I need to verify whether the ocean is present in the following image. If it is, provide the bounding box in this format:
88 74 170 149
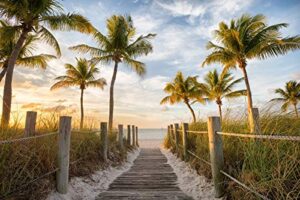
138 129 167 140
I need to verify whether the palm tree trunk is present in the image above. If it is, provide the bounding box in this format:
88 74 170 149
294 103 299 118
0 60 8 83
1 28 30 127
240 64 258 133
240 65 253 111
218 104 222 122
80 88 84 130
185 101 196 123
108 61 119 131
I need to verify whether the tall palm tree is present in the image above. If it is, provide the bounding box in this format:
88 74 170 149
202 14 300 131
0 21 56 82
51 58 106 129
270 81 300 118
70 15 155 130
160 72 204 123
0 0 95 127
200 69 246 121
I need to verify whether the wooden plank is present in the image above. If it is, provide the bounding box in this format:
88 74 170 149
96 148 193 200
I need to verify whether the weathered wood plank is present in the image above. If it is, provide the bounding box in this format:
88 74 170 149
96 148 193 200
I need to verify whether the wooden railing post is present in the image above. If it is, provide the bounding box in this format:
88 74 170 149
101 122 108 162
56 116 72 194
135 126 139 147
182 123 188 161
249 107 261 134
132 125 136 147
127 125 131 145
24 111 37 137
207 116 224 198
170 124 174 147
118 124 124 151
174 123 179 153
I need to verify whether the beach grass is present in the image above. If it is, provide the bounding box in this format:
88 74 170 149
0 112 131 199
164 109 300 200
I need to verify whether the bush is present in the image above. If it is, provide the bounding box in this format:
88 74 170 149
164 111 300 200
0 114 132 199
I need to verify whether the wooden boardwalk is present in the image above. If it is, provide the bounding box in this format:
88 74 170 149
97 148 193 200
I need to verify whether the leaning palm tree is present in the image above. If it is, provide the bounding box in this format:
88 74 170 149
202 14 300 132
51 58 106 129
200 69 246 120
70 15 155 130
0 21 56 82
270 81 300 118
0 0 95 126
160 72 204 123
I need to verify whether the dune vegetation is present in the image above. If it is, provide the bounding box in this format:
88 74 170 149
163 14 300 200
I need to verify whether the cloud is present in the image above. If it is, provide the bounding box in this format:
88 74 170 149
156 0 206 18
21 103 42 109
40 105 77 114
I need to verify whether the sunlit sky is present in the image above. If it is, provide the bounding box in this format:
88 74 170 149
1 0 300 128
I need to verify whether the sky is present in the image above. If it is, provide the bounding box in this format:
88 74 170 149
1 0 300 128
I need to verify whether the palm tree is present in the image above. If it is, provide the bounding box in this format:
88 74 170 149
70 15 155 130
0 21 55 82
270 81 300 118
200 69 246 121
51 58 106 129
160 72 203 123
202 14 300 131
0 0 95 127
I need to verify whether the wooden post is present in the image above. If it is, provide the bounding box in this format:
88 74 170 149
118 124 124 151
170 124 174 146
249 107 261 134
207 116 224 198
56 116 72 194
174 123 179 153
182 123 188 161
127 125 131 145
101 122 108 162
135 126 139 147
24 111 37 137
132 125 136 147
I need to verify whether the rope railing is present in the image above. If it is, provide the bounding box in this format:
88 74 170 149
186 130 208 135
0 131 58 145
167 114 299 199
187 150 211 166
217 131 300 141
220 170 270 200
1 111 140 198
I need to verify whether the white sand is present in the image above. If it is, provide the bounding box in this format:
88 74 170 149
47 149 140 200
161 148 217 200
139 139 216 200
47 139 216 200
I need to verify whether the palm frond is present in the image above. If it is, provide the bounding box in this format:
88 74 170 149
69 44 107 56
122 56 146 76
16 54 56 69
39 26 61 56
42 13 95 34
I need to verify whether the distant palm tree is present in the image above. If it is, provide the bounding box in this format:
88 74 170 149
0 0 95 126
200 69 246 120
0 20 55 82
160 72 204 123
202 14 300 131
70 15 155 130
51 58 106 129
270 81 300 118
